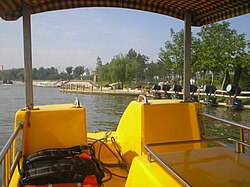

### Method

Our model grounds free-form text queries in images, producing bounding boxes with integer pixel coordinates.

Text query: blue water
[0,85,249,149]
[0,85,136,149]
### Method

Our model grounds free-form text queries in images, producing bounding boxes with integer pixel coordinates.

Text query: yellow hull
[7,100,250,187]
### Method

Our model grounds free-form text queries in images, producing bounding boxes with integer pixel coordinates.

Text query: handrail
[145,137,250,187]
[0,121,23,163]
[198,112,250,131]
[198,112,250,153]
[10,151,22,177]
[145,138,227,187]
[0,121,23,187]
[145,137,227,148]
[228,138,250,153]
[137,94,149,104]
[145,145,191,187]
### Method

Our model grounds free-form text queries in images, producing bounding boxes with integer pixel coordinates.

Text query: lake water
[0,84,249,149]
[0,85,136,149]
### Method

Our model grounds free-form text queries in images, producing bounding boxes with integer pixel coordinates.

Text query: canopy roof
[0,0,249,26]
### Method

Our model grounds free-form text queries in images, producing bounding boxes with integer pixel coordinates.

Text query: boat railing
[198,112,250,153]
[137,94,149,104]
[0,121,23,187]
[145,137,250,187]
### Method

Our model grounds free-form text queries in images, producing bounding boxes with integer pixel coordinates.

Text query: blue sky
[0,8,249,72]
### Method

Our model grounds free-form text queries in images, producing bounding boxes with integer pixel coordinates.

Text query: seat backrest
[142,102,201,145]
[15,104,87,156]
[142,102,202,153]
[116,101,202,160]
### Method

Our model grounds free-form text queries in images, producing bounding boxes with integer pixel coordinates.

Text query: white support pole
[22,5,34,109]
[183,13,191,102]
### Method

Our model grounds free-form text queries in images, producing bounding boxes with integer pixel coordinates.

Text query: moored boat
[0,1,250,187]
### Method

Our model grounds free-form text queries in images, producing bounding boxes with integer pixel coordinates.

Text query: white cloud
[0,7,249,71]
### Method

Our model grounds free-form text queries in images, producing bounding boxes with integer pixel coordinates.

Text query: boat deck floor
[101,164,127,187]
[87,132,127,187]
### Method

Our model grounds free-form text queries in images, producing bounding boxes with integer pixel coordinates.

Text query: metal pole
[23,4,34,109]
[198,112,250,130]
[2,159,5,187]
[183,13,191,102]
[239,128,244,153]
[248,130,250,145]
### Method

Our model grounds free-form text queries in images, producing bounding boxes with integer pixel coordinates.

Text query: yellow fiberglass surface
[16,104,87,156]
[9,100,250,187]
[87,100,204,187]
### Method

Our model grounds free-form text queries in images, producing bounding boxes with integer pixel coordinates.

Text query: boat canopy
[0,0,250,26]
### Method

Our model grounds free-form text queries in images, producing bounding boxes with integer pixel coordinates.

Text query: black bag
[20,146,104,186]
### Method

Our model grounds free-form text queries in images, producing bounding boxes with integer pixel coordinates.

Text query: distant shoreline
[0,81,25,85]
[13,81,25,85]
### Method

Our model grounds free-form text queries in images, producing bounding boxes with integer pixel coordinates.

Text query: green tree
[109,54,126,88]
[96,56,102,71]
[59,72,68,80]
[101,63,112,83]
[66,66,73,80]
[32,68,38,80]
[195,22,249,88]
[158,29,185,83]
[37,67,46,80]
[125,49,149,84]
[95,56,103,81]
[135,53,149,83]
[47,67,59,80]
[145,61,166,82]
[16,70,24,81]
[239,53,250,90]
[73,66,85,79]
[125,49,139,83]
[82,68,92,80]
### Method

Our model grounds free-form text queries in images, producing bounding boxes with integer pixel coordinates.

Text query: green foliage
[0,68,24,81]
[32,67,59,80]
[145,61,166,82]
[73,66,85,80]
[65,66,73,79]
[0,66,88,81]
[95,56,102,77]
[95,49,149,88]
[242,99,250,105]
[158,22,249,90]
[82,68,92,80]
[194,22,249,88]
[158,29,185,82]
[93,23,249,90]
[109,54,126,88]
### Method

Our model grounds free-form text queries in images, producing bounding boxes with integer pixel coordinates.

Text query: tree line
[95,22,250,90]
[1,22,249,90]
[0,66,92,81]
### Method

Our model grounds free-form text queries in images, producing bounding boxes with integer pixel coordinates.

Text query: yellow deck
[158,147,250,186]
[7,100,250,187]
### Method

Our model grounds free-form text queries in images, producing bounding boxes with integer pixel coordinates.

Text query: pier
[60,83,250,109]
